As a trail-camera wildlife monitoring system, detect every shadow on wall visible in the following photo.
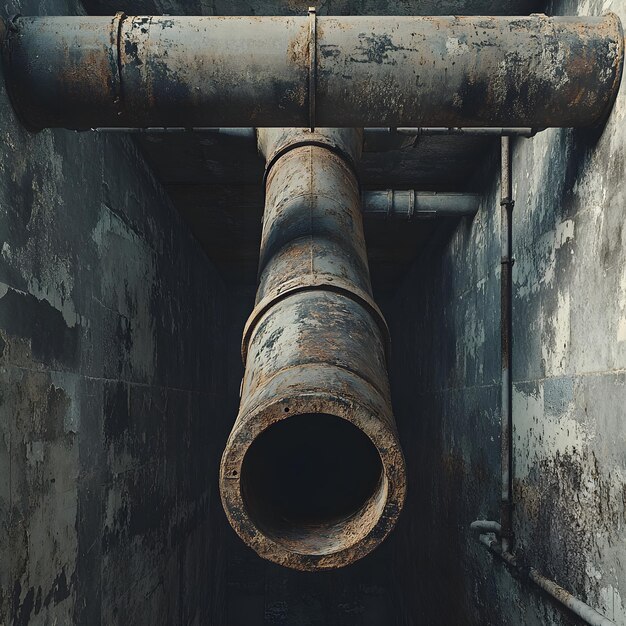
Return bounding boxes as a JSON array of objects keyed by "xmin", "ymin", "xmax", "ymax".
[{"xmin": 383, "ymin": 213, "xmax": 502, "ymax": 625}]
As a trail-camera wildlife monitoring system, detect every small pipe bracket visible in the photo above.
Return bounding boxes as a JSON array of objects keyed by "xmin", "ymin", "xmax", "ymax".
[{"xmin": 308, "ymin": 7, "xmax": 317, "ymax": 132}]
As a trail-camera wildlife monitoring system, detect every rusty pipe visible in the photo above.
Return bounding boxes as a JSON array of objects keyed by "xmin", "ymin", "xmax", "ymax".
[
  {"xmin": 0, "ymin": 14, "xmax": 622, "ymax": 130},
  {"xmin": 220, "ymin": 128, "xmax": 406, "ymax": 571}
]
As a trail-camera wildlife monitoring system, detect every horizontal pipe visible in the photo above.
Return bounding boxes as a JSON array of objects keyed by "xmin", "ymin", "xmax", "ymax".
[
  {"xmin": 528, "ymin": 570, "xmax": 616, "ymax": 626},
  {"xmin": 91, "ymin": 127, "xmax": 257, "ymax": 140},
  {"xmin": 399, "ymin": 127, "xmax": 538, "ymax": 137},
  {"xmin": 89, "ymin": 126, "xmax": 537, "ymax": 137},
  {"xmin": 368, "ymin": 127, "xmax": 538, "ymax": 137},
  {"xmin": 478, "ymin": 535, "xmax": 616, "ymax": 626},
  {"xmin": 1, "ymin": 14, "xmax": 622, "ymax": 130},
  {"xmin": 363, "ymin": 191, "xmax": 479, "ymax": 218}
]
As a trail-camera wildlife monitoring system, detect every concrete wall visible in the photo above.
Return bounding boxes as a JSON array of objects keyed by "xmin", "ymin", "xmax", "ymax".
[
  {"xmin": 387, "ymin": 0, "xmax": 626, "ymax": 624},
  {"xmin": 0, "ymin": 2, "xmax": 228, "ymax": 624}
]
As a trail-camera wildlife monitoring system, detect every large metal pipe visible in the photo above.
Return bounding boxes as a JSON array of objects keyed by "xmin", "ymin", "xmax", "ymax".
[
  {"xmin": 220, "ymin": 128, "xmax": 406, "ymax": 571},
  {"xmin": 1, "ymin": 14, "xmax": 622, "ymax": 130}
]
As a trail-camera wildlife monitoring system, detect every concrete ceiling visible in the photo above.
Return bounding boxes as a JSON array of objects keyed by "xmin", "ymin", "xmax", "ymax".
[
  {"xmin": 83, "ymin": 1, "xmax": 541, "ymax": 17},
  {"xmin": 85, "ymin": 0, "xmax": 543, "ymax": 291}
]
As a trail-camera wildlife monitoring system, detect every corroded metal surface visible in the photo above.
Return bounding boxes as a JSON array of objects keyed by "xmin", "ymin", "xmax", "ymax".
[
  {"xmin": 220, "ymin": 128, "xmax": 406, "ymax": 571},
  {"xmin": 1, "ymin": 14, "xmax": 623, "ymax": 130}
]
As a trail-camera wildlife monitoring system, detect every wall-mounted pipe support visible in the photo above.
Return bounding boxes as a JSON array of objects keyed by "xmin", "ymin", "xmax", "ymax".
[
  {"xmin": 1, "ymin": 14, "xmax": 622, "ymax": 130},
  {"xmin": 219, "ymin": 128, "xmax": 406, "ymax": 571}
]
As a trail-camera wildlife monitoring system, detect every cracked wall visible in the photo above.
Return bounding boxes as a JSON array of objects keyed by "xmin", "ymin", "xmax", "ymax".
[{"xmin": 0, "ymin": 2, "xmax": 227, "ymax": 624}]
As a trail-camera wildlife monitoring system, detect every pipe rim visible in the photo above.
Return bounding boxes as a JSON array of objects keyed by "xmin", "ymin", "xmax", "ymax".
[{"xmin": 220, "ymin": 391, "xmax": 406, "ymax": 571}]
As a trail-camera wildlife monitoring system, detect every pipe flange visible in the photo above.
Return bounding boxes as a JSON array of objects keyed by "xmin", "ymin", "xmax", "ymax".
[
  {"xmin": 241, "ymin": 274, "xmax": 391, "ymax": 364},
  {"xmin": 220, "ymin": 375, "xmax": 406, "ymax": 571}
]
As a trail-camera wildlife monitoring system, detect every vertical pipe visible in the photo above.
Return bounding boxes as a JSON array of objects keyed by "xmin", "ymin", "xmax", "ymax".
[
  {"xmin": 500, "ymin": 136, "xmax": 514, "ymax": 554},
  {"xmin": 220, "ymin": 128, "xmax": 406, "ymax": 571}
]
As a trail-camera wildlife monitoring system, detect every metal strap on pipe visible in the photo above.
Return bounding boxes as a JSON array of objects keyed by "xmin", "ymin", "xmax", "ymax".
[{"xmin": 308, "ymin": 7, "xmax": 317, "ymax": 131}]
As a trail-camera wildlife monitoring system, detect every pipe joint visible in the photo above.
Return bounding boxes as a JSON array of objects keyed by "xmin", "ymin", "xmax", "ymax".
[{"xmin": 259, "ymin": 127, "xmax": 363, "ymax": 185}]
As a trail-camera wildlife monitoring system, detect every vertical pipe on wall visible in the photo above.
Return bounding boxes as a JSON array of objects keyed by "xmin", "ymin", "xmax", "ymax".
[{"xmin": 500, "ymin": 136, "xmax": 514, "ymax": 554}]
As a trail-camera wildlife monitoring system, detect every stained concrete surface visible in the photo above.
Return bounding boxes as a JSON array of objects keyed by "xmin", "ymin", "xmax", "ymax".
[{"xmin": 0, "ymin": 2, "xmax": 228, "ymax": 624}]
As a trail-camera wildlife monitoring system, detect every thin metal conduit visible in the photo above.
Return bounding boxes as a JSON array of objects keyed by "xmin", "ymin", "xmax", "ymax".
[
  {"xmin": 500, "ymin": 135, "xmax": 514, "ymax": 555},
  {"xmin": 478, "ymin": 535, "xmax": 616, "ymax": 626},
  {"xmin": 367, "ymin": 127, "xmax": 539, "ymax": 137},
  {"xmin": 88, "ymin": 127, "xmax": 538, "ymax": 138}
]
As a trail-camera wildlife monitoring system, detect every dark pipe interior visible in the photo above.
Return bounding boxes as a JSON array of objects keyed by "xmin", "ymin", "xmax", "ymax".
[{"xmin": 241, "ymin": 413, "xmax": 383, "ymax": 548}]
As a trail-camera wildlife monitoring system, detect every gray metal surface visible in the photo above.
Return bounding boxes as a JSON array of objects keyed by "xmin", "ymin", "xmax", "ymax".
[
  {"xmin": 220, "ymin": 128, "xmax": 406, "ymax": 570},
  {"xmin": 363, "ymin": 191, "xmax": 479, "ymax": 219},
  {"xmin": 1, "ymin": 14, "xmax": 622, "ymax": 129}
]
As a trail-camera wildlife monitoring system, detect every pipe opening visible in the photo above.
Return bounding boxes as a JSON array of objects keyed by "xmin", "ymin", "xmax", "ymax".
[{"xmin": 241, "ymin": 412, "xmax": 386, "ymax": 556}]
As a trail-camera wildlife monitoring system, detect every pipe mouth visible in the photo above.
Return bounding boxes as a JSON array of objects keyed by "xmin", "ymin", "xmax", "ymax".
[
  {"xmin": 240, "ymin": 412, "xmax": 386, "ymax": 556},
  {"xmin": 220, "ymin": 390, "xmax": 406, "ymax": 571}
]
